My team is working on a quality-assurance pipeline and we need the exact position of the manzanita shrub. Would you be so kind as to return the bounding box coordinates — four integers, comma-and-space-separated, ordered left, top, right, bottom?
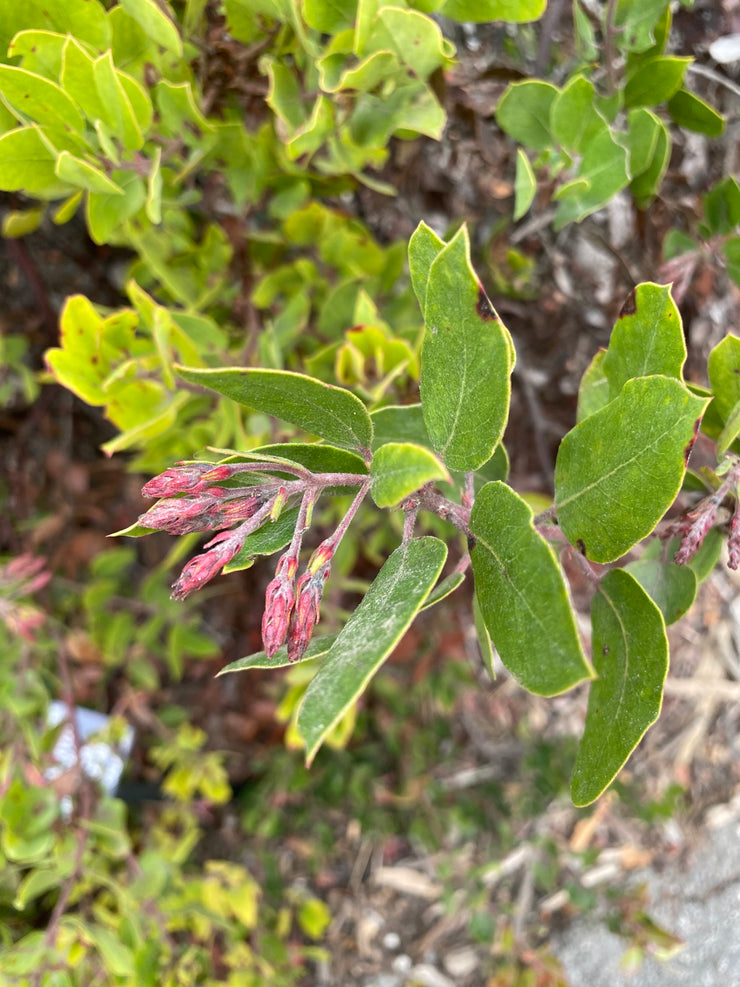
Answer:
119, 221, 739, 807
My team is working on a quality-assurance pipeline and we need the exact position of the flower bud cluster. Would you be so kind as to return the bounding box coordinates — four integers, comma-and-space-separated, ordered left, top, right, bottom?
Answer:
674, 500, 719, 565
728, 502, 740, 570
0, 554, 50, 641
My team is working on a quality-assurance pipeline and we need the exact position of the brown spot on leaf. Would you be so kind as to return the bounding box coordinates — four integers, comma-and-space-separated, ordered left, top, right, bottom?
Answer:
576, 538, 586, 555
476, 287, 497, 321
467, 534, 476, 552
619, 288, 637, 317
602, 645, 610, 656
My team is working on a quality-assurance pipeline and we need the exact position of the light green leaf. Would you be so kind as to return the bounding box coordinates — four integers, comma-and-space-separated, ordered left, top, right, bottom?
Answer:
119, 0, 183, 55
553, 129, 629, 228
86, 171, 146, 245
366, 8, 452, 79
2, 206, 45, 237
708, 334, 740, 422
572, 568, 668, 805
470, 482, 592, 696
472, 590, 494, 678
626, 556, 697, 624
715, 399, 740, 456
54, 152, 124, 196
629, 117, 670, 207
371, 403, 431, 451
88, 926, 136, 977
420, 225, 514, 471
577, 348, 610, 422
602, 282, 685, 399
624, 56, 691, 108
176, 366, 374, 452
303, 0, 356, 32
298, 537, 447, 764
615, 0, 672, 53
60, 37, 107, 125
7, 30, 66, 79
408, 220, 445, 314
626, 107, 660, 176
668, 89, 725, 137
371, 442, 450, 508
217, 635, 338, 673
725, 237, 740, 290
555, 376, 709, 563
513, 148, 536, 220
550, 76, 603, 154
93, 51, 143, 150
440, 0, 546, 23
146, 145, 162, 224
0, 126, 71, 198
0, 65, 85, 135
0, 0, 111, 56
702, 177, 740, 236
421, 570, 465, 610
496, 80, 559, 152
155, 80, 214, 139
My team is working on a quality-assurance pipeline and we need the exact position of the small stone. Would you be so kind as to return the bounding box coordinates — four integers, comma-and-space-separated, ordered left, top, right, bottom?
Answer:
383, 931, 401, 950
443, 946, 479, 979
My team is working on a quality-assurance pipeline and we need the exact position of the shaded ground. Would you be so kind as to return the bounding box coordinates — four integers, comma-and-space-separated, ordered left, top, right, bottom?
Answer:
2, 3, 740, 984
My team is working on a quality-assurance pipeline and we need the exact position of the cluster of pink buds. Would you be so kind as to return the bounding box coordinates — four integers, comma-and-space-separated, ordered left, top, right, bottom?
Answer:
674, 497, 720, 566
0, 554, 50, 641
728, 501, 740, 570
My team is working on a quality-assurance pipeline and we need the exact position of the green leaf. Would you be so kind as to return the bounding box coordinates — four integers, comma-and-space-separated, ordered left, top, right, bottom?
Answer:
702, 177, 740, 236
88, 926, 136, 977
2, 206, 45, 237
119, 0, 183, 55
440, 0, 546, 23
86, 171, 146, 245
626, 107, 660, 176
715, 399, 740, 456
577, 348, 610, 422
366, 8, 452, 79
298, 536, 447, 764
0, 65, 85, 136
629, 117, 670, 207
93, 51, 144, 150
602, 282, 685, 399
725, 236, 740, 289
371, 441, 450, 507
0, 126, 71, 198
513, 148, 536, 220
571, 569, 668, 805
470, 481, 593, 696
176, 366, 374, 451
615, 0, 671, 53
550, 76, 604, 154
242, 443, 368, 482
708, 334, 740, 422
0, 0, 111, 57
555, 376, 709, 563
371, 403, 431, 451
472, 590, 494, 678
420, 225, 514, 471
553, 129, 629, 229
496, 80, 559, 152
54, 152, 124, 196
624, 56, 690, 108
626, 556, 697, 624
8, 29, 66, 79
217, 635, 338, 673
303, 0, 356, 32
408, 221, 445, 314
668, 89, 725, 137
223, 507, 300, 573
421, 570, 465, 610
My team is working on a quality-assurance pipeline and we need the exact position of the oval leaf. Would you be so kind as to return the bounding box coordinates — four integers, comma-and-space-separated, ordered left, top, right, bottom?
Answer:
470, 482, 593, 696
297, 537, 447, 764
668, 88, 725, 137
408, 221, 445, 315
708, 334, 740, 422
217, 635, 338, 674
371, 404, 431, 451
555, 376, 709, 563
625, 557, 697, 625
571, 569, 668, 806
371, 442, 450, 508
420, 225, 514, 471
602, 282, 686, 399
176, 366, 373, 452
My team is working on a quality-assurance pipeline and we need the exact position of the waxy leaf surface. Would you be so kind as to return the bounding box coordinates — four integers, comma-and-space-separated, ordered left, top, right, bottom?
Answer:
470, 482, 592, 696
555, 376, 708, 563
602, 283, 685, 399
572, 569, 668, 805
177, 366, 373, 452
298, 537, 447, 764
420, 226, 513, 471
408, 221, 444, 314
371, 442, 450, 508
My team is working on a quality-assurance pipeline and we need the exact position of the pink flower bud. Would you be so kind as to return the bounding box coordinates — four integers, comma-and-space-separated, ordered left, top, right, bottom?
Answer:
262, 554, 298, 658
674, 502, 717, 566
287, 564, 330, 662
142, 463, 214, 498
307, 539, 334, 575
170, 537, 243, 600
138, 489, 230, 535
729, 503, 740, 571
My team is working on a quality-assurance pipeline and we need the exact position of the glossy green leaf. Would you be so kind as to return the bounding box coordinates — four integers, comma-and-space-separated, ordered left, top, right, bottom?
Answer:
408, 221, 445, 314
0, 65, 85, 135
496, 80, 558, 152
550, 76, 603, 154
440, 0, 546, 23
54, 152, 124, 196
553, 129, 629, 229
555, 376, 709, 563
514, 148, 536, 220
668, 89, 725, 137
218, 635, 338, 674
624, 56, 690, 108
420, 225, 514, 471
470, 482, 593, 696
0, 126, 71, 198
708, 334, 740, 422
119, 0, 183, 55
371, 442, 450, 507
602, 282, 685, 399
577, 348, 610, 422
572, 569, 668, 805
298, 537, 447, 764
626, 556, 697, 625
176, 366, 374, 451
629, 117, 670, 207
